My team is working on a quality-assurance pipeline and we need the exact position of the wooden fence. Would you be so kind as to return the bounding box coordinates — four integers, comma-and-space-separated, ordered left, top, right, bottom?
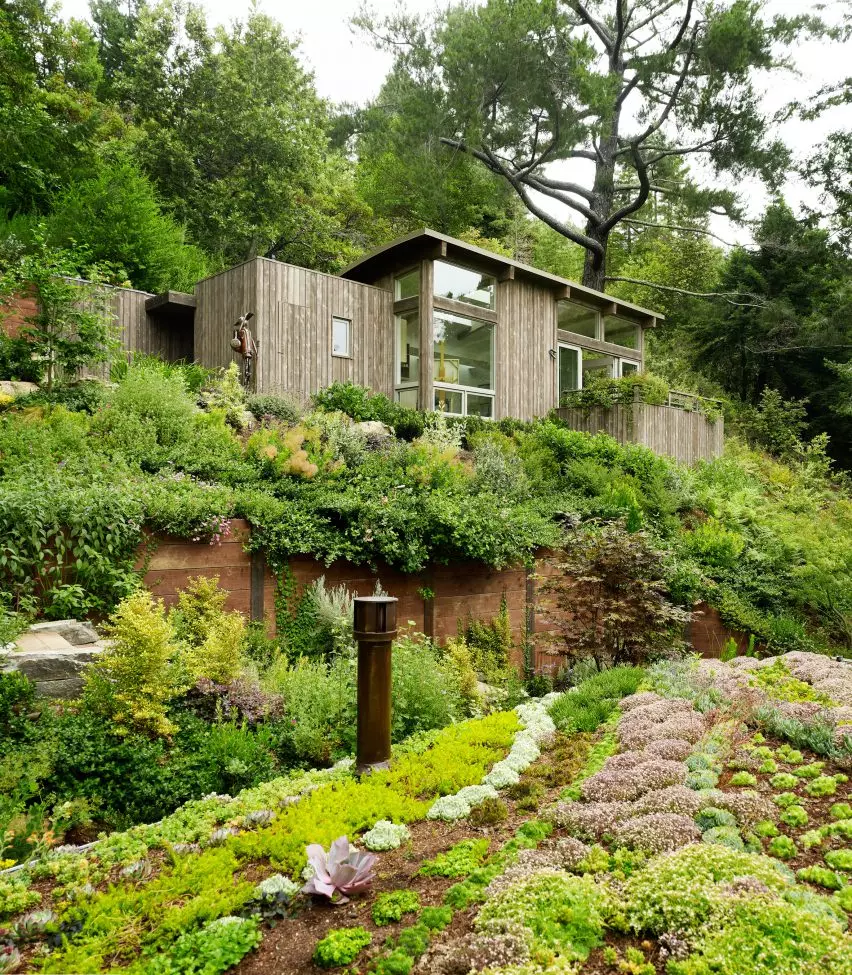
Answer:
556, 391, 724, 465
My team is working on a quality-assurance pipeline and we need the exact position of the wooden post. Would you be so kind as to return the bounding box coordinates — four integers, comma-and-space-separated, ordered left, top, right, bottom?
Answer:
353, 597, 398, 774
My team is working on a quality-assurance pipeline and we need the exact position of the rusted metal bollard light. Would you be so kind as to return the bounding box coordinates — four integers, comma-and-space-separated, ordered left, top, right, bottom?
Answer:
353, 596, 398, 774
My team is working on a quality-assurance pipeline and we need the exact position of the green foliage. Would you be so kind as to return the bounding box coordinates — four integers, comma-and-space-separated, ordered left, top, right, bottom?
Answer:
420, 906, 453, 931
85, 590, 184, 737
313, 927, 372, 968
0, 237, 118, 389
140, 915, 261, 975
768, 835, 798, 860
824, 849, 852, 871
468, 797, 508, 826
171, 576, 246, 685
476, 872, 608, 962
548, 666, 644, 733
796, 865, 843, 890
372, 890, 421, 926
313, 382, 425, 439
770, 773, 799, 790
420, 839, 490, 878
805, 775, 839, 797
779, 806, 809, 829
246, 393, 303, 425
729, 771, 758, 787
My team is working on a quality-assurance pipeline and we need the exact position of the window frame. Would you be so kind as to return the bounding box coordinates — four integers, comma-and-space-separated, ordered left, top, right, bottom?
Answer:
433, 259, 497, 311
619, 359, 640, 378
394, 308, 420, 406
393, 265, 421, 302
557, 342, 583, 400
331, 315, 351, 358
433, 384, 495, 418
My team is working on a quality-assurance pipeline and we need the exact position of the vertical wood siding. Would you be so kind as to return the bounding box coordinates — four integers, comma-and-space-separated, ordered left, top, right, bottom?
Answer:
556, 403, 724, 464
248, 258, 393, 397
193, 261, 259, 381
496, 277, 557, 420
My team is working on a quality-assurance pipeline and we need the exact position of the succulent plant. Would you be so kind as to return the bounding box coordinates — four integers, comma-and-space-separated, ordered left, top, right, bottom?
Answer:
13, 910, 58, 942
256, 873, 299, 900
0, 945, 21, 974
243, 809, 275, 828
301, 837, 376, 903
120, 860, 153, 880
206, 827, 238, 847
171, 842, 201, 856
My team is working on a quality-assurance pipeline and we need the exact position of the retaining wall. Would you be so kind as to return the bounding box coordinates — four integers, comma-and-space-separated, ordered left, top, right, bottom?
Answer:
138, 522, 745, 670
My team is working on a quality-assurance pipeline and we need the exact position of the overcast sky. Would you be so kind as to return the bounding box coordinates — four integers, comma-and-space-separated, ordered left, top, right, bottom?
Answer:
60, 0, 851, 245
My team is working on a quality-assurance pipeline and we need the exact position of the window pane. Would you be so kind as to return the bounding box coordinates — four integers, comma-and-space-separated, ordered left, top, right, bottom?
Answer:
332, 317, 350, 356
434, 387, 463, 414
433, 311, 494, 390
434, 261, 495, 310
396, 310, 420, 384
604, 316, 639, 349
582, 349, 616, 384
558, 301, 597, 338
396, 387, 419, 408
558, 346, 580, 397
467, 393, 494, 418
395, 268, 419, 301
620, 361, 639, 377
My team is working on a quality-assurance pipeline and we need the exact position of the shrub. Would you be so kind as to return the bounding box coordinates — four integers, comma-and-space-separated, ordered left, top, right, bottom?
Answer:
246, 392, 303, 425
805, 775, 838, 797
85, 591, 184, 737
421, 906, 453, 931
548, 666, 644, 733
313, 927, 371, 968
730, 771, 758, 787
372, 890, 420, 926
468, 797, 509, 826
539, 527, 691, 668
824, 849, 852, 871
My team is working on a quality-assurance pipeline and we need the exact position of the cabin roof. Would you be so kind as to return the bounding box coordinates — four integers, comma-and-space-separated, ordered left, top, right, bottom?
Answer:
341, 228, 663, 324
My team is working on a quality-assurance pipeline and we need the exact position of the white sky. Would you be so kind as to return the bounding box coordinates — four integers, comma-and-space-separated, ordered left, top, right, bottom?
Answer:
60, 0, 852, 246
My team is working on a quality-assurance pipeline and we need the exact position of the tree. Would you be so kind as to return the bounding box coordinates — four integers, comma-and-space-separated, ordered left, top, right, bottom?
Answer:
539, 524, 691, 669
350, 66, 514, 238
104, 2, 371, 269
0, 0, 117, 215
47, 148, 210, 293
358, 0, 810, 290
0, 236, 117, 390
688, 202, 852, 464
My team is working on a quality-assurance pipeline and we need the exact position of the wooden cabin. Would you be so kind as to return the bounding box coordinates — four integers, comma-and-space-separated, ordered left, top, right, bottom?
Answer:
4, 229, 724, 460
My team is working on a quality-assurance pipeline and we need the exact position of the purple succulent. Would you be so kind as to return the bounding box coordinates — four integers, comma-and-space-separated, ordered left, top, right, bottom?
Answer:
301, 836, 376, 903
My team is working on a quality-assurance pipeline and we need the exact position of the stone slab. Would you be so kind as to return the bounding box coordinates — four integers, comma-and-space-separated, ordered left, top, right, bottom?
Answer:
14, 631, 74, 652
28, 619, 100, 646
34, 677, 85, 699
4, 646, 103, 682
0, 380, 38, 398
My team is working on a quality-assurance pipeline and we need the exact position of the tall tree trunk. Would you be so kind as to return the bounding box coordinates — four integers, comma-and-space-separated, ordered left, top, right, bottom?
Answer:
582, 57, 623, 293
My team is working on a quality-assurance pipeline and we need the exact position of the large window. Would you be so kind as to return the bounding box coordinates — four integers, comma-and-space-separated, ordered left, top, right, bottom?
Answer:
604, 315, 639, 349
434, 261, 496, 310
558, 300, 598, 338
394, 268, 419, 301
582, 349, 617, 385
433, 310, 494, 416
395, 309, 420, 406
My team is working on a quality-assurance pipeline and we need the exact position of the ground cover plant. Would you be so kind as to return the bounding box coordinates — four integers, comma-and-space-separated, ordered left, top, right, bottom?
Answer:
0, 370, 849, 657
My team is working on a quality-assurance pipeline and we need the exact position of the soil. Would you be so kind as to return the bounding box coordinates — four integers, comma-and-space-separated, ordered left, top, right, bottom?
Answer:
232, 732, 595, 975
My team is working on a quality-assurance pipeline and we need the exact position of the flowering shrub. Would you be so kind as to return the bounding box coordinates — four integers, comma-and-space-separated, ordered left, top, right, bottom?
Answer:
643, 738, 693, 762
582, 759, 687, 803
631, 786, 704, 818
549, 800, 632, 840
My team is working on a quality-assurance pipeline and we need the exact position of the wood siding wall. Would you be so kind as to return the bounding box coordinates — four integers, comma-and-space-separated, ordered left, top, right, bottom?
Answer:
251, 258, 393, 398
112, 288, 193, 362
194, 261, 258, 381
556, 402, 724, 464
496, 277, 558, 420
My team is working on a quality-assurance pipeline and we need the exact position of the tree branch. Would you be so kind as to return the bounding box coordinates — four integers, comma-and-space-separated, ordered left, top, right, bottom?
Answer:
605, 276, 764, 307
622, 218, 736, 246
600, 146, 651, 233
570, 1, 615, 52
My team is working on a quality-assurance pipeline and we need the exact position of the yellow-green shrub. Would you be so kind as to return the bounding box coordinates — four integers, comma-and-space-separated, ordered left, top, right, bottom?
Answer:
85, 591, 184, 737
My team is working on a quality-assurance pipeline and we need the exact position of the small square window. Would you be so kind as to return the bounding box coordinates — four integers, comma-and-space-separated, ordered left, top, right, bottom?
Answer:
332, 317, 351, 357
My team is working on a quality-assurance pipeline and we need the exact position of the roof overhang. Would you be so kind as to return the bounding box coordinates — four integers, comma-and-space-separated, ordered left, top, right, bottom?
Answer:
145, 291, 197, 314
341, 229, 663, 326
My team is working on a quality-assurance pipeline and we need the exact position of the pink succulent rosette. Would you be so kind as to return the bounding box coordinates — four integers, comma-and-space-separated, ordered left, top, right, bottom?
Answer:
301, 836, 377, 903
